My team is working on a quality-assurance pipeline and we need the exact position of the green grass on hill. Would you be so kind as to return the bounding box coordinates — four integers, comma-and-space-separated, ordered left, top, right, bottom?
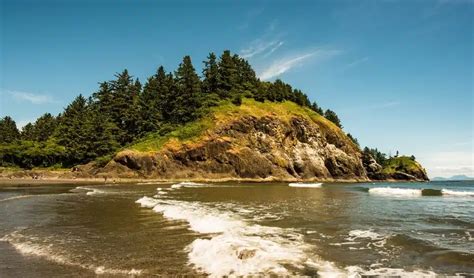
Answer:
128, 98, 347, 152
381, 156, 421, 174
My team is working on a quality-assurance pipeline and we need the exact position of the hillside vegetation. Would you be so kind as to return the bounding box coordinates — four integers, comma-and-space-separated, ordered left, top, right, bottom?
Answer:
129, 98, 350, 153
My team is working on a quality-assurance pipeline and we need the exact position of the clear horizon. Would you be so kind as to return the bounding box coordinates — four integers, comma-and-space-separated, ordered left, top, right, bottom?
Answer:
1, 0, 473, 178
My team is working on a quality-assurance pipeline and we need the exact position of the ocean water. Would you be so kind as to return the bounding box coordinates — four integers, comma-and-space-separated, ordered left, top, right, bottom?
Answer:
0, 181, 472, 277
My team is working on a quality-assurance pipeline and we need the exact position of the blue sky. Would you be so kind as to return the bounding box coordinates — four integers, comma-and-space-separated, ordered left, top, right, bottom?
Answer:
1, 0, 472, 177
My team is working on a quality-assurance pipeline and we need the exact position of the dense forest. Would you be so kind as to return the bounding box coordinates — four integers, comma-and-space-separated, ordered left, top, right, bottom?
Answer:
0, 50, 359, 169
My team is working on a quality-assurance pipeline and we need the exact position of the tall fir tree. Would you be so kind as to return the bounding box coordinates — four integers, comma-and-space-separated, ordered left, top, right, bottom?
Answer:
324, 109, 342, 128
172, 56, 202, 123
0, 116, 20, 143
217, 50, 238, 99
29, 113, 57, 141
108, 69, 140, 144
54, 95, 89, 165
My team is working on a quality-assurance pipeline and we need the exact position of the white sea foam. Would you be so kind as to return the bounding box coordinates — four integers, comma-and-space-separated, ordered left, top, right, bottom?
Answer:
347, 230, 384, 241
1, 232, 142, 276
0, 195, 34, 202
170, 182, 208, 189
136, 196, 346, 276
86, 189, 108, 196
441, 189, 474, 197
288, 182, 322, 188
136, 196, 161, 208
345, 266, 437, 277
368, 187, 422, 197
72, 186, 108, 195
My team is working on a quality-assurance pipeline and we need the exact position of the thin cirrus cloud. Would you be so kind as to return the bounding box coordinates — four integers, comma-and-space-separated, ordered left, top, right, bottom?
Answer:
258, 49, 341, 80
5, 90, 58, 104
341, 56, 369, 71
240, 40, 284, 59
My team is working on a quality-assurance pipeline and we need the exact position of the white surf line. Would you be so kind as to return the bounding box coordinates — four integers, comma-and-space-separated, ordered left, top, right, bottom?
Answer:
0, 195, 34, 202
288, 182, 323, 188
0, 231, 143, 276
368, 187, 422, 197
137, 183, 441, 276
136, 189, 345, 276
441, 189, 474, 197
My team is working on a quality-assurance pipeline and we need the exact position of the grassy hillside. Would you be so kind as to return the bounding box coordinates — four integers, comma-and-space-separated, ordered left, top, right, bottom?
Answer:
128, 98, 353, 153
381, 156, 425, 175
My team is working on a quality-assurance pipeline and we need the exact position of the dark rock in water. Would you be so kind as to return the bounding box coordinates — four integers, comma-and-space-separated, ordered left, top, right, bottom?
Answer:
237, 249, 257, 260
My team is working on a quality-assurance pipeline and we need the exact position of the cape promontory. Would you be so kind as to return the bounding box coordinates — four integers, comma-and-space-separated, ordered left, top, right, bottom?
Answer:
87, 99, 427, 182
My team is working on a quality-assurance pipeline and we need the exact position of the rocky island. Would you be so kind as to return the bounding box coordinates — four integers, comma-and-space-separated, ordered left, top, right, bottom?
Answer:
0, 51, 428, 182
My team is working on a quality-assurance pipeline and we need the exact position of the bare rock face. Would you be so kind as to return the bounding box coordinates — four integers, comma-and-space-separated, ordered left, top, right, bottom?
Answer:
105, 115, 369, 181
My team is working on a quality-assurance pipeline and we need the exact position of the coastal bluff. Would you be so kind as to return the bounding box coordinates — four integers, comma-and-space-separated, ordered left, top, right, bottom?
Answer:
87, 99, 427, 182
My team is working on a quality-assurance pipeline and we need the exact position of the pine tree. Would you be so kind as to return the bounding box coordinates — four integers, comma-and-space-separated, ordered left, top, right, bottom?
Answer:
217, 50, 238, 99
233, 55, 258, 97
54, 95, 89, 165
202, 52, 219, 95
201, 53, 221, 107
108, 69, 139, 144
310, 101, 324, 115
324, 109, 342, 128
21, 123, 35, 140
172, 56, 202, 123
83, 105, 120, 160
0, 116, 20, 143
138, 67, 163, 134
30, 113, 57, 141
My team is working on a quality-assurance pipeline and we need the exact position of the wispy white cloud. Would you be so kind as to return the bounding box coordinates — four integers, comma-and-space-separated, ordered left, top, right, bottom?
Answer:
258, 49, 341, 80
4, 90, 58, 104
341, 56, 369, 71
418, 151, 474, 178
240, 40, 284, 59
263, 41, 284, 58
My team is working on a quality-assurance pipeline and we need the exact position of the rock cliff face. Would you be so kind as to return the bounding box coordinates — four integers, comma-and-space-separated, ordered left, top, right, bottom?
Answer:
95, 100, 428, 182
100, 101, 368, 181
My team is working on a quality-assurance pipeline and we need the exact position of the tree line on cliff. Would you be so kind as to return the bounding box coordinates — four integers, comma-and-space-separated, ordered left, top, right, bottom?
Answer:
1, 50, 348, 169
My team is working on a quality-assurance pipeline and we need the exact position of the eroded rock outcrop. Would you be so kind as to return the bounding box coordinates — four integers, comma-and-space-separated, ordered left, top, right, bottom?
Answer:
102, 113, 368, 181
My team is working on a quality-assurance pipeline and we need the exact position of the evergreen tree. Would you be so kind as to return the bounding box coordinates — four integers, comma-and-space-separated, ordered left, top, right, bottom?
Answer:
0, 116, 20, 143
83, 105, 120, 160
138, 67, 163, 134
108, 69, 140, 144
347, 133, 360, 147
201, 53, 221, 107
234, 56, 258, 97
324, 109, 342, 128
54, 95, 89, 165
30, 113, 57, 141
172, 56, 202, 123
217, 50, 238, 99
310, 101, 324, 115
202, 52, 219, 95
21, 123, 35, 141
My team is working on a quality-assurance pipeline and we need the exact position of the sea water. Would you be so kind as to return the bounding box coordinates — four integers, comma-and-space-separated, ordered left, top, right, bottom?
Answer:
0, 181, 473, 276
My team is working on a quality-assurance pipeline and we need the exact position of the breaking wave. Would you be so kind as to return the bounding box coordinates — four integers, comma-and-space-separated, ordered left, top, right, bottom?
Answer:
441, 189, 474, 197
136, 195, 344, 276
288, 182, 322, 188
369, 187, 422, 197
368, 187, 474, 198
170, 182, 209, 189
0, 231, 142, 276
